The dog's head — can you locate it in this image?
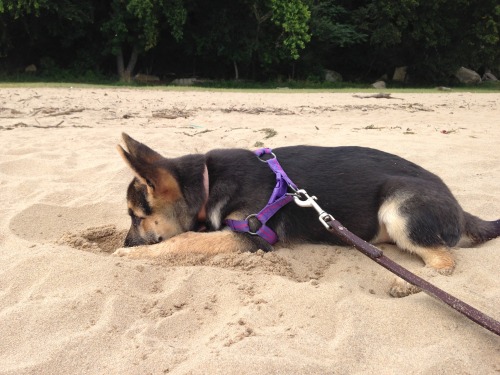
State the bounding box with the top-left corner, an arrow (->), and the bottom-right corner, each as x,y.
117,133 -> 192,247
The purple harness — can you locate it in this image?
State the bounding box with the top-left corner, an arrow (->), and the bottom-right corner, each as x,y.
225,148 -> 297,244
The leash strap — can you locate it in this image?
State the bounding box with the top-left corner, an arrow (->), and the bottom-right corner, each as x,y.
225,148 -> 297,244
293,188 -> 500,337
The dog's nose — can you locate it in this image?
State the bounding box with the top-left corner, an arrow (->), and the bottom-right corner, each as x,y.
123,230 -> 145,247
123,236 -> 133,247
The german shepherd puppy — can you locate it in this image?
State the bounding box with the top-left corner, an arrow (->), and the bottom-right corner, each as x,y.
115,133 -> 499,296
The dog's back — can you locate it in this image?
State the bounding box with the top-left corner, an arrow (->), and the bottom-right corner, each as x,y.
229,146 -> 459,244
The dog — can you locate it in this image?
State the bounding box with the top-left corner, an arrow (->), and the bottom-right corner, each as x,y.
114,133 -> 499,296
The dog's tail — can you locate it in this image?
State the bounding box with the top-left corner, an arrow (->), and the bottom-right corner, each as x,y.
463,212 -> 500,244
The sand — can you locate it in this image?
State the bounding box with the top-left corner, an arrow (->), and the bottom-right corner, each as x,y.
0,87 -> 499,374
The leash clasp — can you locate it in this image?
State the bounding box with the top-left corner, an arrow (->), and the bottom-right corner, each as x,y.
292,189 -> 333,229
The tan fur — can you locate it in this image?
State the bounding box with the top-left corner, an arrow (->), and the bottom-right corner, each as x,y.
412,246 -> 455,275
376,196 -> 457,297
389,279 -> 422,298
152,169 -> 182,201
143,212 -> 183,243
377,196 -> 413,250
388,260 -> 455,298
118,146 -> 182,202
114,230 -> 248,258
376,195 -> 456,275
371,222 -> 391,244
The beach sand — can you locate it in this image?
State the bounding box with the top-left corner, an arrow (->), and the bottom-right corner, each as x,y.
0,87 -> 499,374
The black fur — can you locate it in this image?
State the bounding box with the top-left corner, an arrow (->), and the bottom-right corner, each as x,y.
124,144 -> 499,252
127,180 -> 152,215
194,146 -> 497,250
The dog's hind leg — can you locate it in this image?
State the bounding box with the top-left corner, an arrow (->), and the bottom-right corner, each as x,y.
377,187 -> 460,271
376,192 -> 460,297
386,245 -> 456,298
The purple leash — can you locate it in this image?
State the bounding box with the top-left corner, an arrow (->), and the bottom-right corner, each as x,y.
225,148 -> 297,244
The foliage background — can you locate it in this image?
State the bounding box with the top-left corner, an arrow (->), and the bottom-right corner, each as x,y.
0,0 -> 499,84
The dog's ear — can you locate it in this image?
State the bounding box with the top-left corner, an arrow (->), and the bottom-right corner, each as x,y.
120,132 -> 163,164
117,133 -> 181,201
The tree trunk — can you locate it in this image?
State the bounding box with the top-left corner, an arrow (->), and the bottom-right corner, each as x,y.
117,45 -> 139,82
124,45 -> 139,80
233,60 -> 239,80
117,49 -> 126,80
251,4 -> 272,80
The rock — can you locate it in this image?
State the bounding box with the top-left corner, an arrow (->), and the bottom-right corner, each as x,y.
133,73 -> 160,83
392,66 -> 407,82
482,72 -> 498,81
324,69 -> 343,83
372,81 -> 386,89
25,64 -> 37,73
455,67 -> 481,84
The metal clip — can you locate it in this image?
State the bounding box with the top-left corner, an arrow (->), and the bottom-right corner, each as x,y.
257,151 -> 276,163
292,189 -> 334,229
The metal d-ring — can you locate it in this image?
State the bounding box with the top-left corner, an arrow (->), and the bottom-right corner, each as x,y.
245,213 -> 263,235
257,152 -> 276,163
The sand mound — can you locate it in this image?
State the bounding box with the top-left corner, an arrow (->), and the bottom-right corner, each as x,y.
57,225 -> 127,253
157,249 -> 300,279
58,224 -> 301,280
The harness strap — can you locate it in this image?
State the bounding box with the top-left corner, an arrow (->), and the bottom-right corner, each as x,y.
225,148 -> 297,244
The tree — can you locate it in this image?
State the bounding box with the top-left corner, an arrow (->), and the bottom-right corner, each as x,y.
183,0 -> 311,80
352,0 -> 500,82
270,0 -> 311,61
182,0 -> 255,80
309,0 -> 366,49
248,0 -> 311,77
101,0 -> 186,81
0,0 -> 94,63
300,0 -> 366,79
0,0 -> 48,16
2,0 -> 497,83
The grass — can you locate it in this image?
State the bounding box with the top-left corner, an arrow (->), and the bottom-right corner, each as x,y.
1,74 -> 499,93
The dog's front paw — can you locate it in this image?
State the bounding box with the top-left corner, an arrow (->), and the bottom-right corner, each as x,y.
112,244 -> 162,259
113,247 -> 134,257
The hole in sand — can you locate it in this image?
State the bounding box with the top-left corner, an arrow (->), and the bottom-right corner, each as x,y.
58,226 -> 301,279
53,220 -> 336,282
10,203 -> 127,242
58,225 -> 301,280
57,225 -> 127,253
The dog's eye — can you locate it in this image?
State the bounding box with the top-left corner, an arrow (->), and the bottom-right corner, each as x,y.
145,179 -> 155,190
131,214 -> 144,227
